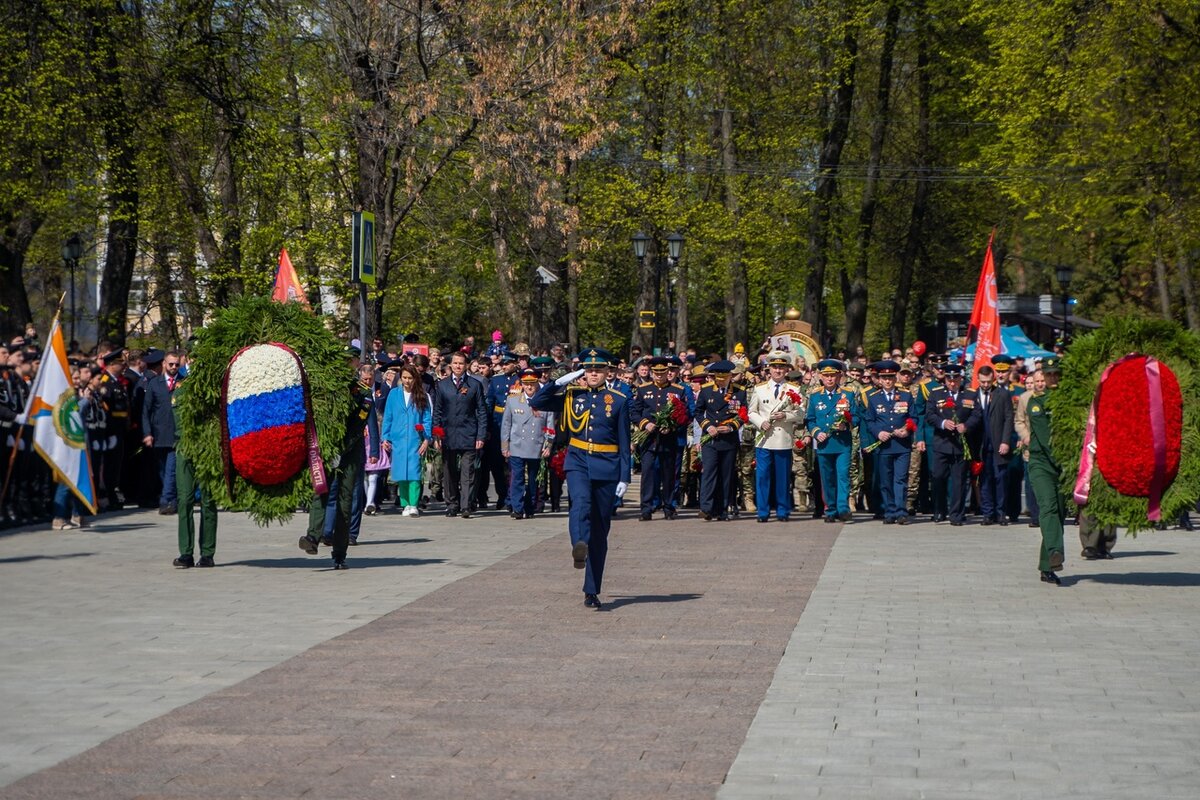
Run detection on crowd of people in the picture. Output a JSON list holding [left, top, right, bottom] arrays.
[[3, 325, 1193, 590]]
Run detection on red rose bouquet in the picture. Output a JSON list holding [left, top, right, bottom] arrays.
[[633, 394, 690, 449]]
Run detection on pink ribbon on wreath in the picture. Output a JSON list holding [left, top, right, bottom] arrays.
[[1073, 353, 1167, 520]]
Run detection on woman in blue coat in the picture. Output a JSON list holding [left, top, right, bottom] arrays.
[[381, 365, 433, 516]]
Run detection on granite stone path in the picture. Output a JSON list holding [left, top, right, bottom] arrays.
[[0, 506, 838, 799]]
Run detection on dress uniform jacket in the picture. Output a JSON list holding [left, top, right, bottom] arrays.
[[804, 387, 858, 452], [864, 386, 917, 455], [530, 381, 631, 483], [500, 393, 556, 460], [924, 387, 982, 456], [630, 381, 690, 451], [694, 382, 746, 450], [747, 380, 805, 449]]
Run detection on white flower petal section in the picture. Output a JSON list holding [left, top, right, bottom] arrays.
[[226, 344, 303, 401]]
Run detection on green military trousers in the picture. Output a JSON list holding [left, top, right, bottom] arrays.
[[176, 450, 217, 558], [1027, 455, 1064, 571]]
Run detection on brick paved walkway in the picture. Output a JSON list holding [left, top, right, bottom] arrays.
[[0, 513, 839, 799]]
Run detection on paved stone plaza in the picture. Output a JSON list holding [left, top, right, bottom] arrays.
[[1, 499, 1198, 798]]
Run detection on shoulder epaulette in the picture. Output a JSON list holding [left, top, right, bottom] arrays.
[[607, 387, 627, 398], [702, 381, 716, 390], [670, 382, 684, 390]]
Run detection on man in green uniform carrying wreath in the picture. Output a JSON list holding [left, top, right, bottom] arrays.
[[1014, 357, 1066, 585]]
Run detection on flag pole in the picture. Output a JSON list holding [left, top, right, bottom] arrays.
[[0, 297, 66, 512]]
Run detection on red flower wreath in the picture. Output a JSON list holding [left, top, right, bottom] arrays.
[[1095, 356, 1182, 496]]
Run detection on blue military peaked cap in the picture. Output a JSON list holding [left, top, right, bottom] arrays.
[[942, 362, 965, 376], [816, 358, 844, 375], [648, 356, 671, 372], [577, 348, 614, 367], [705, 359, 736, 374], [143, 348, 165, 366], [873, 359, 901, 375], [990, 353, 1014, 372]]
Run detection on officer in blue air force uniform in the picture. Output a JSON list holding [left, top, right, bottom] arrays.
[[804, 359, 858, 523], [864, 360, 917, 524], [630, 357, 691, 520], [694, 360, 746, 521], [530, 349, 631, 610]]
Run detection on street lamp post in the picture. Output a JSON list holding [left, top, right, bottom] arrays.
[[632, 231, 684, 355], [61, 233, 84, 347], [1055, 263, 1074, 341]]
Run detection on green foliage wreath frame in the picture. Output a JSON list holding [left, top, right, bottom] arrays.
[[1049, 317, 1200, 534], [175, 296, 353, 525]]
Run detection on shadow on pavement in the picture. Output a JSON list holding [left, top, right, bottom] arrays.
[[0, 552, 95, 564], [84, 523, 160, 533], [223, 557, 448, 569], [355, 538, 433, 546], [1113, 550, 1177, 558], [601, 593, 704, 610], [1063, 571, 1200, 587]]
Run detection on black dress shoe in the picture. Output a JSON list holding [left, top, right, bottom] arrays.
[[333, 559, 349, 570], [173, 554, 194, 568], [838, 512, 853, 522], [320, 535, 334, 547], [197, 556, 215, 568], [445, 508, 459, 517], [777, 517, 790, 523], [298, 535, 319, 555], [980, 517, 994, 526], [998, 519, 1008, 526], [349, 538, 359, 546], [883, 518, 895, 525], [718, 514, 729, 521], [756, 517, 770, 523], [584, 593, 602, 609], [950, 519, 964, 527], [1028, 520, 1039, 528], [701, 512, 713, 521], [1180, 514, 1195, 531], [664, 508, 677, 519], [572, 541, 588, 569], [1101, 550, 1114, 559], [1040, 570, 1061, 585], [1081, 547, 1102, 560], [461, 510, 472, 519], [896, 516, 911, 525], [640, 512, 653, 521]]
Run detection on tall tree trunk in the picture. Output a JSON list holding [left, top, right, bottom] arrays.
[[93, 1, 139, 345], [1153, 241, 1172, 318], [490, 210, 527, 342], [890, 7, 929, 348], [1177, 244, 1200, 331], [843, 0, 899, 352], [284, 23, 321, 307], [803, 23, 859, 343], [152, 236, 178, 345], [176, 241, 202, 337], [0, 207, 40, 335], [210, 121, 242, 306], [720, 106, 748, 355]]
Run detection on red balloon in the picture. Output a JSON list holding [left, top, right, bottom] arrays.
[[911, 340, 927, 356]]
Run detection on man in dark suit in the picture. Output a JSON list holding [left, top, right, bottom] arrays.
[[142, 350, 183, 514], [432, 351, 488, 518], [925, 364, 981, 525], [974, 364, 1014, 525]]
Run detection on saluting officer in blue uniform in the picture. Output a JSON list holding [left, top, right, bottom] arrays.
[[804, 359, 858, 523], [530, 349, 631, 610], [694, 360, 746, 521], [864, 360, 917, 524], [630, 357, 691, 520]]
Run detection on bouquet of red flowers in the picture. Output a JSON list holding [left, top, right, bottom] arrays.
[[414, 423, 427, 441], [941, 398, 971, 460], [632, 394, 690, 449], [863, 417, 918, 454], [432, 425, 446, 439]]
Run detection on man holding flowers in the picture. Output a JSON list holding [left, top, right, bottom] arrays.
[[500, 368, 556, 519], [747, 351, 806, 523], [863, 360, 918, 524], [924, 363, 981, 526], [630, 357, 692, 521], [804, 359, 858, 523]]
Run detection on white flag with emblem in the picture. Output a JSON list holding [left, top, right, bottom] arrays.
[[23, 317, 97, 513]]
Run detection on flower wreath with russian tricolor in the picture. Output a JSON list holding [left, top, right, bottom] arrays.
[[175, 295, 355, 525]]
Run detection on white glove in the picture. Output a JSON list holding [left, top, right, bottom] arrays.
[[615, 481, 628, 498], [556, 368, 585, 387]]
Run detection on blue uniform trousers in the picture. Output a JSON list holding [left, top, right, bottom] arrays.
[[817, 450, 851, 517], [508, 455, 539, 516], [566, 471, 617, 595], [755, 448, 793, 520], [876, 450, 911, 520], [699, 445, 736, 517], [639, 443, 678, 515], [320, 475, 366, 542]]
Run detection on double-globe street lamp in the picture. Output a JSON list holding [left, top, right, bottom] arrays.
[[631, 231, 684, 355], [61, 233, 84, 347]]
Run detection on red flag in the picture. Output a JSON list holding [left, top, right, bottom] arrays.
[[272, 248, 310, 309], [967, 230, 1000, 388]]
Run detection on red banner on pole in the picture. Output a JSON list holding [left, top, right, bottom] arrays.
[[272, 248, 310, 309], [967, 229, 1000, 387]]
